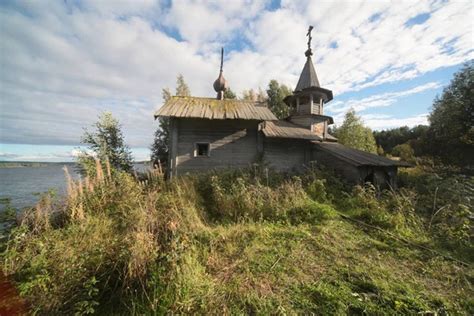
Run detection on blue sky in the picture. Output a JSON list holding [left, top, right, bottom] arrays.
[[0, 0, 472, 162]]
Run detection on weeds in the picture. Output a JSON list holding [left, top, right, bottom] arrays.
[[1, 163, 472, 314]]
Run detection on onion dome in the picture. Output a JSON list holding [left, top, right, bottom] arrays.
[[213, 47, 228, 99]]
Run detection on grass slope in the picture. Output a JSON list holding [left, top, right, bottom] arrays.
[[1, 165, 472, 315], [170, 221, 471, 315]]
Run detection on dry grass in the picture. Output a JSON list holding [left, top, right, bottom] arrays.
[[1, 164, 473, 314]]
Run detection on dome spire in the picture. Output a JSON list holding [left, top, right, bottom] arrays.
[[213, 47, 228, 99], [305, 25, 313, 57], [295, 25, 320, 91]]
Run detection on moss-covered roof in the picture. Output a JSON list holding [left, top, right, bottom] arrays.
[[154, 96, 277, 121]]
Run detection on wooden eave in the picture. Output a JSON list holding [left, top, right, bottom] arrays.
[[262, 120, 323, 141], [312, 142, 412, 168]]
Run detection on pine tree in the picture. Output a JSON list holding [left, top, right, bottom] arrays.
[[78, 111, 133, 175], [333, 109, 378, 153], [150, 75, 190, 165]]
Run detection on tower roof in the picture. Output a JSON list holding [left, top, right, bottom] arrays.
[[285, 26, 333, 103], [294, 56, 320, 92]]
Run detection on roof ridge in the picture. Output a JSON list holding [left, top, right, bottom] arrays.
[[171, 95, 265, 104]]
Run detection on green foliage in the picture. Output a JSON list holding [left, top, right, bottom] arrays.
[[373, 125, 429, 154], [377, 145, 385, 156], [223, 87, 237, 99], [333, 109, 378, 153], [0, 198, 17, 251], [428, 62, 474, 166], [266, 79, 292, 119], [374, 63, 474, 168], [200, 173, 335, 224], [305, 178, 328, 203], [150, 88, 172, 166], [78, 112, 133, 175], [399, 165, 473, 251], [392, 143, 415, 162], [151, 75, 191, 165], [2, 165, 472, 314]]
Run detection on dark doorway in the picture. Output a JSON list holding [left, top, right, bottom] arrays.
[[364, 172, 374, 184]]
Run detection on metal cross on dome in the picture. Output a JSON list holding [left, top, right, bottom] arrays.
[[307, 26, 313, 49], [306, 25, 314, 56]]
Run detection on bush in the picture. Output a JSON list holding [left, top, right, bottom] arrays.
[[399, 166, 473, 249], [288, 200, 337, 225], [392, 143, 415, 162], [306, 179, 328, 203]]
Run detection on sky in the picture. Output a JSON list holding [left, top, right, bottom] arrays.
[[0, 0, 472, 162]]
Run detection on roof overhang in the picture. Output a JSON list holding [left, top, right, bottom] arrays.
[[288, 114, 334, 125], [262, 120, 323, 141], [284, 87, 334, 105], [312, 142, 413, 168]]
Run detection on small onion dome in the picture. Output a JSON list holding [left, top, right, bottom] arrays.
[[213, 71, 228, 93]]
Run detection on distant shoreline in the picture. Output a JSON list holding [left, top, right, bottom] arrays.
[[0, 162, 76, 168], [0, 161, 150, 168]]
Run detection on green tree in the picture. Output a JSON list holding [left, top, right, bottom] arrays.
[[224, 88, 237, 99], [377, 145, 385, 156], [392, 143, 415, 162], [428, 62, 474, 166], [151, 75, 191, 165], [373, 125, 429, 154], [78, 111, 133, 175], [266, 80, 292, 119], [333, 109, 378, 153]]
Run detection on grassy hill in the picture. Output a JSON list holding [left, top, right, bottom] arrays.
[[1, 164, 472, 314]]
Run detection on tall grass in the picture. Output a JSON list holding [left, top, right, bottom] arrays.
[[1, 162, 472, 314]]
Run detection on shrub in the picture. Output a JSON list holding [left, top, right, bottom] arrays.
[[288, 200, 337, 225], [306, 179, 328, 203], [392, 143, 415, 162]]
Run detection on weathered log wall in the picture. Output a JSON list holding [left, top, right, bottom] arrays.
[[173, 118, 260, 175]]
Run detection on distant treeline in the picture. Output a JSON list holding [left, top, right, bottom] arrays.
[[0, 162, 76, 168], [0, 161, 150, 169], [373, 62, 473, 170]]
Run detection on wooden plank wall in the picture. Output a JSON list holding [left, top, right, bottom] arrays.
[[263, 138, 308, 171], [312, 148, 361, 182], [175, 118, 260, 174], [289, 115, 327, 137]]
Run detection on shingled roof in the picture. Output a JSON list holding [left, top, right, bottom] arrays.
[[262, 120, 323, 141], [155, 96, 277, 121], [295, 56, 320, 91], [313, 142, 412, 167]]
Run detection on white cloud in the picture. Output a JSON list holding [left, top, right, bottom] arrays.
[[163, 0, 269, 50], [0, 0, 472, 148], [362, 113, 429, 130], [326, 81, 443, 116]]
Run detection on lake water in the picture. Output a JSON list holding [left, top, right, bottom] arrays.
[[0, 164, 149, 212]]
